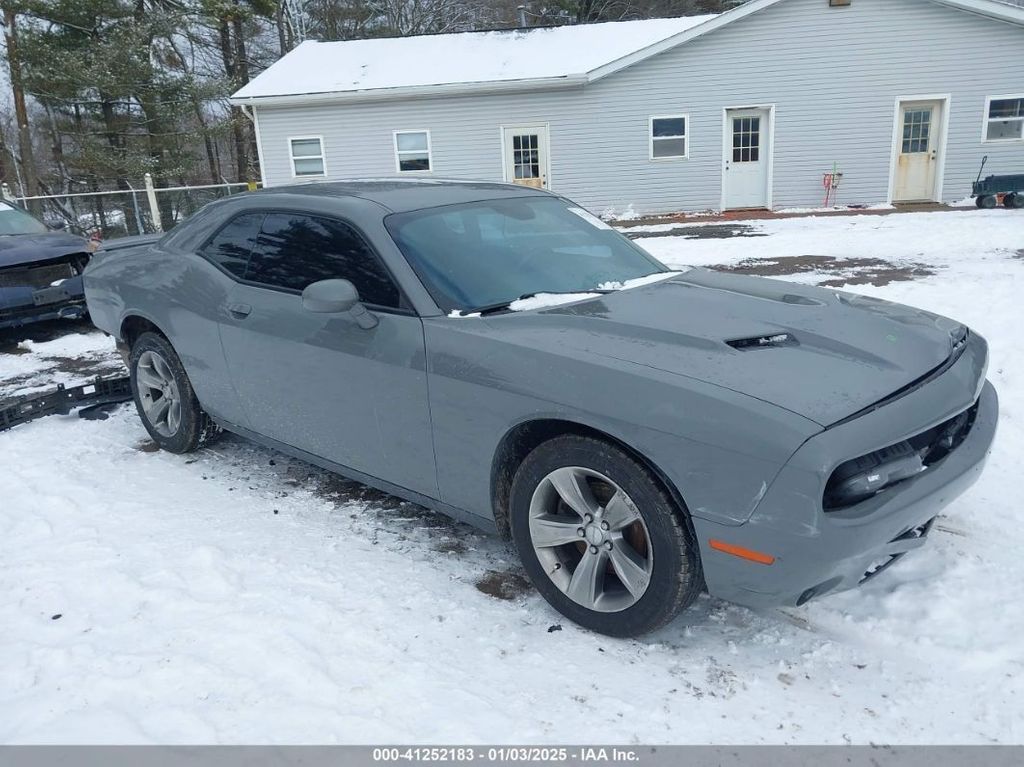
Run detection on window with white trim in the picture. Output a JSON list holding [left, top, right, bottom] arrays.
[[985, 97, 1024, 142], [289, 137, 325, 177], [394, 130, 432, 172], [650, 116, 688, 159]]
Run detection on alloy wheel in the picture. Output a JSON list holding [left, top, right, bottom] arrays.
[[528, 466, 654, 613], [136, 349, 182, 438]]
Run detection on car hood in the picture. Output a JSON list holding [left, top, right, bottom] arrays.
[[0, 232, 89, 268], [486, 269, 967, 427]]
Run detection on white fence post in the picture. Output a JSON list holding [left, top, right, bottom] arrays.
[[144, 173, 163, 232]]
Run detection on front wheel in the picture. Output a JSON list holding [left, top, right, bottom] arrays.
[[129, 331, 221, 453], [509, 435, 703, 637], [976, 195, 997, 209]]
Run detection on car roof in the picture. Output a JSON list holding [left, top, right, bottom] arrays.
[[245, 178, 554, 214]]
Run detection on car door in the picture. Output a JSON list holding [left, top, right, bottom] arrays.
[[162, 210, 264, 429], [217, 211, 438, 498]]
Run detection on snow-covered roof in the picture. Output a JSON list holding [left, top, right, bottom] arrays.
[[231, 16, 718, 104], [231, 0, 1024, 106]]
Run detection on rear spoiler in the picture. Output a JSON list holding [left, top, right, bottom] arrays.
[[97, 233, 163, 253]]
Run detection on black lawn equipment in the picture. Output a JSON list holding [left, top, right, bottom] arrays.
[[973, 155, 1024, 209]]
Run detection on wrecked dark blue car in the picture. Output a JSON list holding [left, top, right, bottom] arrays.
[[0, 201, 92, 330]]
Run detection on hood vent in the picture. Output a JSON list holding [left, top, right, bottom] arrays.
[[726, 332, 797, 351]]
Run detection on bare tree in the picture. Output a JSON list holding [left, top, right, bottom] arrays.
[[2, 2, 40, 203]]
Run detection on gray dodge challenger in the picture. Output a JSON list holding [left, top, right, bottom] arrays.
[[84, 180, 998, 637]]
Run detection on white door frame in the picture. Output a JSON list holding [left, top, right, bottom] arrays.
[[499, 123, 552, 189], [720, 104, 776, 211], [886, 94, 951, 204]]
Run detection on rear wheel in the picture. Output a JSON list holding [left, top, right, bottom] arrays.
[[1004, 193, 1017, 209], [129, 331, 220, 453], [509, 435, 702, 637], [977, 195, 997, 209]]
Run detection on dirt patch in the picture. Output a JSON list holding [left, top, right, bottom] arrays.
[[135, 439, 160, 453], [0, 318, 95, 349], [626, 224, 767, 241], [313, 472, 407, 511], [1014, 249, 1024, 260], [45, 354, 125, 378], [710, 255, 936, 287], [818, 267, 934, 287], [0, 344, 30, 356], [611, 201, 960, 229], [475, 569, 532, 601], [435, 538, 469, 555]]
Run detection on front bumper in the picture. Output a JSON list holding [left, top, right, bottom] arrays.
[[0, 276, 87, 330], [696, 332, 998, 609]]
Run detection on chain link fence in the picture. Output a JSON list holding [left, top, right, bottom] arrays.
[[2, 175, 260, 241]]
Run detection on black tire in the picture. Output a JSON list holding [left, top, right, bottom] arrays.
[[1004, 193, 1017, 209], [977, 195, 997, 209], [128, 331, 221, 453], [509, 435, 703, 637]]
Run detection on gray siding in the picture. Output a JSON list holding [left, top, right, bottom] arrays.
[[253, 0, 1024, 215]]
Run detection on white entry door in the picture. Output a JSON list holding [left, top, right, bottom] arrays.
[[502, 126, 549, 189], [723, 108, 771, 209], [893, 100, 943, 202]]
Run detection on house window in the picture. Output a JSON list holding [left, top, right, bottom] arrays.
[[902, 109, 932, 154], [985, 97, 1024, 142], [394, 130, 432, 172], [650, 116, 688, 160], [289, 137, 325, 177], [733, 117, 761, 162]]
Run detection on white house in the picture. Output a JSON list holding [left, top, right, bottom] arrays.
[[231, 0, 1024, 217]]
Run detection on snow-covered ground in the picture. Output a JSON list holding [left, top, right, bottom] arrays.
[[1, 209, 1022, 744]]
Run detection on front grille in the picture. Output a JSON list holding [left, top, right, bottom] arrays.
[[0, 256, 84, 290], [825, 401, 980, 510]]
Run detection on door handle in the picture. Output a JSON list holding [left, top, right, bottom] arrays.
[[226, 302, 252, 318]]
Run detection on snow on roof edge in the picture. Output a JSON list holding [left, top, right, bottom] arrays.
[[231, 15, 720, 103], [231, 0, 1024, 104]]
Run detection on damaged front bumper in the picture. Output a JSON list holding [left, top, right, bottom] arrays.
[[695, 331, 998, 609], [0, 269, 88, 330]]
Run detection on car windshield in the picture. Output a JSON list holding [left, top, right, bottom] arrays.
[[0, 201, 48, 236], [385, 196, 668, 313]]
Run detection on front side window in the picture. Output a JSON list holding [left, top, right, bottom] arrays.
[[385, 197, 667, 312], [198, 212, 265, 278], [246, 213, 401, 309], [290, 137, 325, 177], [985, 97, 1024, 142], [650, 116, 688, 159], [394, 131, 431, 172]]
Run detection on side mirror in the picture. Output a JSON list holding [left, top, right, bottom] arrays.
[[301, 279, 378, 329]]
